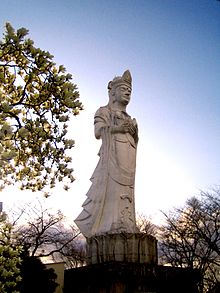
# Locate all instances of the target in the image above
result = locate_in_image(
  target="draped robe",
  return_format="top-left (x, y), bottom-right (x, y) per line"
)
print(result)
top-left (75, 105), bottom-right (138, 238)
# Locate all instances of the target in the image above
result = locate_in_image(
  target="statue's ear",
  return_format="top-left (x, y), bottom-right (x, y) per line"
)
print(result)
top-left (107, 81), bottom-right (112, 90)
top-left (109, 86), bottom-right (115, 96)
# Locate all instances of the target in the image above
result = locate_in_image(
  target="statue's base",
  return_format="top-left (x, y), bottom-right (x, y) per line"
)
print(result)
top-left (86, 233), bottom-right (158, 265)
top-left (64, 233), bottom-right (200, 292)
top-left (64, 262), bottom-right (200, 293)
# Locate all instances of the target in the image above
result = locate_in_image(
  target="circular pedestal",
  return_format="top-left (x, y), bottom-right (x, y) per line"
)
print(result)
top-left (87, 233), bottom-right (157, 265)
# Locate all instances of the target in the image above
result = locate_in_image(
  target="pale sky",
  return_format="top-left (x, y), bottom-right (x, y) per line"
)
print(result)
top-left (0, 0), bottom-right (220, 224)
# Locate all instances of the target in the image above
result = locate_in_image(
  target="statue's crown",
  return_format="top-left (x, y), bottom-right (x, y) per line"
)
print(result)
top-left (108, 70), bottom-right (132, 90)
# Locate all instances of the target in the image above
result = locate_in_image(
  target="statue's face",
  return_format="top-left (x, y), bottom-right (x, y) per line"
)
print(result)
top-left (114, 84), bottom-right (131, 105)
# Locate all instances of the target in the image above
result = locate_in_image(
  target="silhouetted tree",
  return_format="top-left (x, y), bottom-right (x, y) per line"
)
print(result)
top-left (160, 188), bottom-right (220, 293)
top-left (18, 248), bottom-right (58, 293)
top-left (11, 200), bottom-right (85, 267)
top-left (136, 213), bottom-right (158, 237)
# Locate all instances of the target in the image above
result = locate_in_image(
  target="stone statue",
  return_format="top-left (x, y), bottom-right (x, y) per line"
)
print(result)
top-left (75, 70), bottom-right (139, 238)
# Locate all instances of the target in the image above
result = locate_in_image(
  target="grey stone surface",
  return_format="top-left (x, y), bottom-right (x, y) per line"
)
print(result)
top-left (87, 233), bottom-right (158, 265)
top-left (65, 263), bottom-right (200, 293)
top-left (75, 70), bottom-right (139, 238)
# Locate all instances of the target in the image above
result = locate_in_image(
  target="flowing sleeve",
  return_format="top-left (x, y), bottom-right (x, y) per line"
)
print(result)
top-left (94, 106), bottom-right (111, 139)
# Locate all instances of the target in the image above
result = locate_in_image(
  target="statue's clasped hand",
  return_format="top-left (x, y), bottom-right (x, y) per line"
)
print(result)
top-left (122, 119), bottom-right (137, 136)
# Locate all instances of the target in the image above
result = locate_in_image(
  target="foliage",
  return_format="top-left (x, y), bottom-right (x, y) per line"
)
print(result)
top-left (17, 249), bottom-right (58, 293)
top-left (0, 214), bottom-right (22, 293)
top-left (159, 188), bottom-right (220, 293)
top-left (0, 23), bottom-right (83, 195)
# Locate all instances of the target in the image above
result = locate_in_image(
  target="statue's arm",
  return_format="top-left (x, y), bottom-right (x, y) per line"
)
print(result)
top-left (94, 117), bottom-right (126, 139)
top-left (94, 117), bottom-right (107, 139)
top-left (94, 107), bottom-right (138, 142)
top-left (94, 108), bottom-right (109, 139)
top-left (94, 107), bottom-right (127, 139)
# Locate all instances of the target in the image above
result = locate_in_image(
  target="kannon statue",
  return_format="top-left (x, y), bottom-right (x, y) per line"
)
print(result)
top-left (75, 70), bottom-right (139, 238)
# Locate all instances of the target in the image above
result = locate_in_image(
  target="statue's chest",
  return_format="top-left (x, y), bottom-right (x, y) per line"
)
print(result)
top-left (111, 111), bottom-right (128, 126)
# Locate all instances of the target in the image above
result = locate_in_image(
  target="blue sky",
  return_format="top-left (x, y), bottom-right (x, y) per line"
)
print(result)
top-left (0, 0), bottom-right (220, 222)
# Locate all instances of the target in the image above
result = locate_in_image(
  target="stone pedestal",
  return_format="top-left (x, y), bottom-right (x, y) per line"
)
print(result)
top-left (64, 263), bottom-right (201, 293)
top-left (86, 233), bottom-right (158, 265)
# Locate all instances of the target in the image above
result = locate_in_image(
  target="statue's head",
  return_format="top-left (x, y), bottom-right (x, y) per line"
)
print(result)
top-left (108, 70), bottom-right (132, 106)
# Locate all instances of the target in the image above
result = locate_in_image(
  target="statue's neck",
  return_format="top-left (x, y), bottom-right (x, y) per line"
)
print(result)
top-left (110, 101), bottom-right (127, 112)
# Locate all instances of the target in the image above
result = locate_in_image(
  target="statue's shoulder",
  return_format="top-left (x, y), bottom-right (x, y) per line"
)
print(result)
top-left (95, 105), bottom-right (110, 117)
